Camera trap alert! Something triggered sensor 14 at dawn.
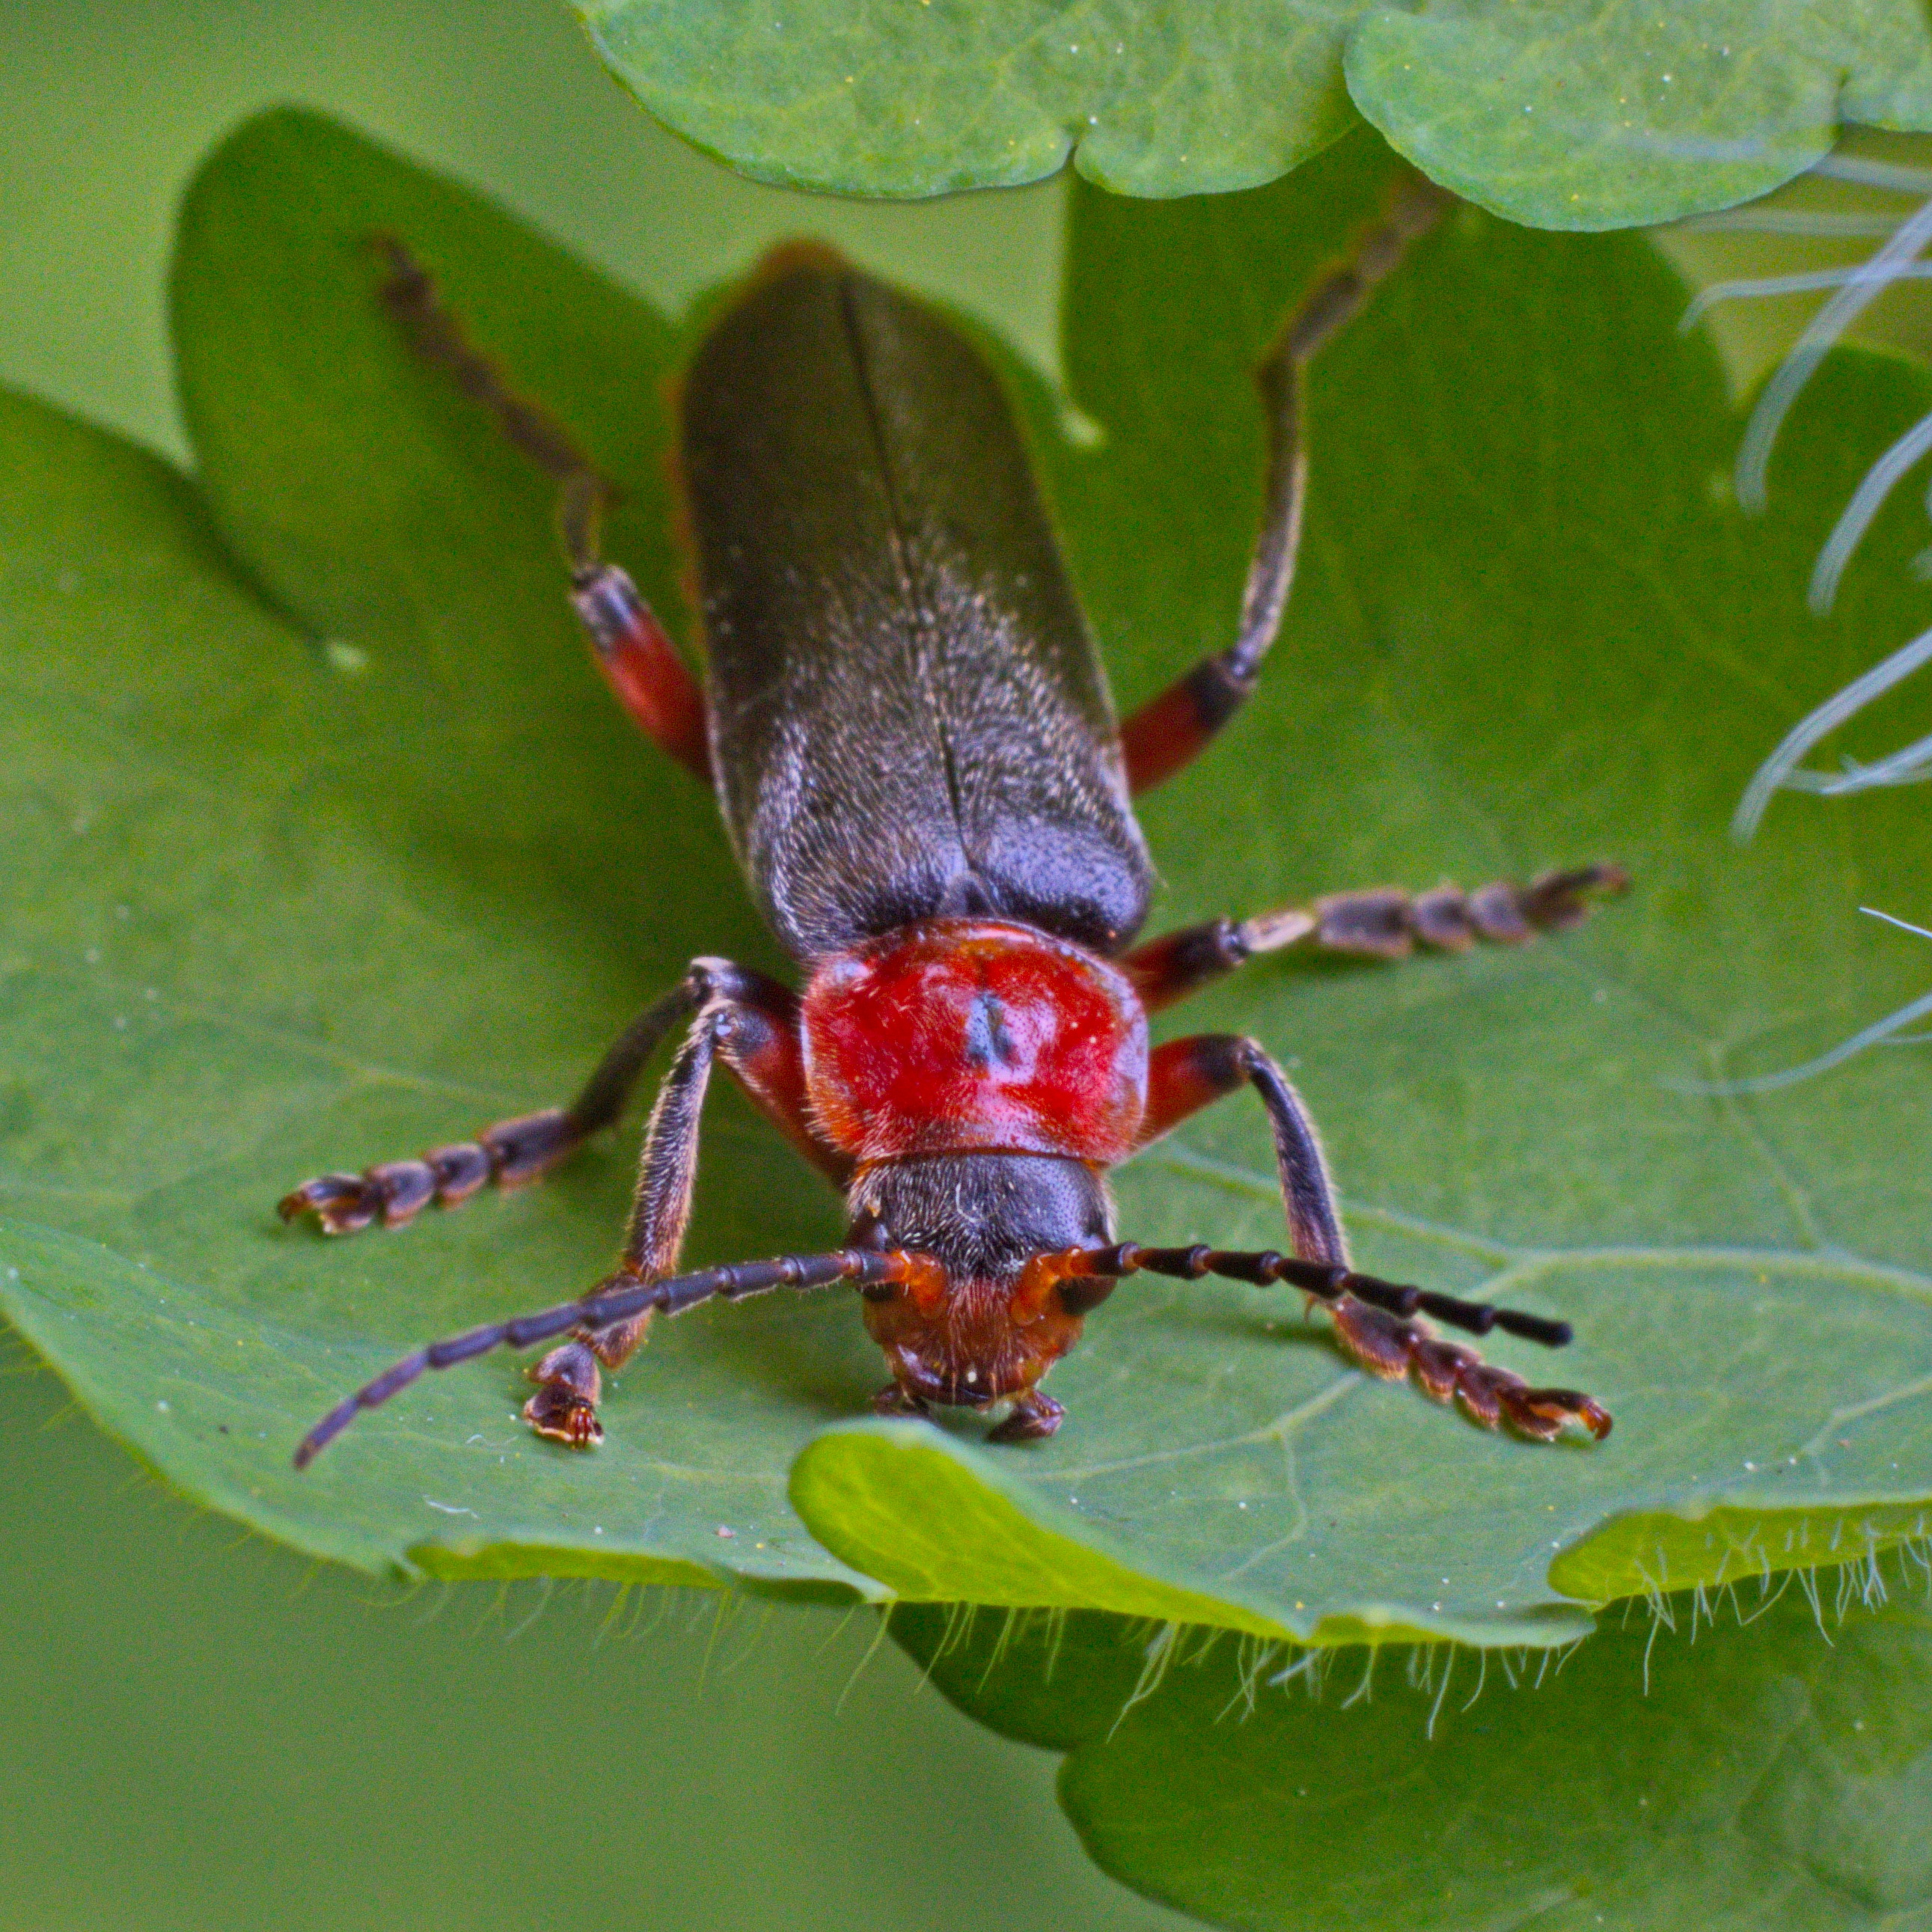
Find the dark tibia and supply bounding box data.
[1135,1034,1346,1265]
[372,233,710,780]
[293,1248,909,1468]
[1057,1244,1610,1443]
[278,973,710,1235]
[373,233,596,487]
[1119,173,1452,795]
[1125,865,1630,1011]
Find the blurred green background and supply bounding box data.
[0,3,1193,1927]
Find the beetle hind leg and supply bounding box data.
[370,233,710,782]
[1124,864,1630,1011]
[1119,172,1453,795]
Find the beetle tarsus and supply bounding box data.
[988,1390,1065,1443]
[1330,1294,1612,1441]
[522,1337,607,1448]
[1057,1241,1609,1443]
[522,1385,605,1449]
[278,1107,578,1235]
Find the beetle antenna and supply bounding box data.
[294,1247,909,1470]
[1057,1243,1611,1442]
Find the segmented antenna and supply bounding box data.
[1055,1241,1610,1441]
[294,1247,904,1469]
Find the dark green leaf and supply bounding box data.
[3,111,1931,1641]
[896,1585,1932,1930]
[575,0,1932,225]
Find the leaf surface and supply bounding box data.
[574,0,1932,224]
[895,1586,1932,1930]
[4,111,1932,1639]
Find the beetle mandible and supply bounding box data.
[290,177,1624,1468]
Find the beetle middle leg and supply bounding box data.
[1122,864,1630,1011]
[1119,173,1452,795]
[1128,1033,1610,1438]
[281,958,838,1230]
[370,235,711,781]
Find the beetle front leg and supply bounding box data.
[520,1000,727,1447]
[521,962,844,1448]
[1118,173,1452,795]
[1122,864,1630,1011]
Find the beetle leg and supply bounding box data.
[1119,174,1452,795]
[278,976,699,1235]
[987,1389,1066,1443]
[1122,1034,1609,1439]
[1044,1241,1609,1441]
[1122,863,1630,1012]
[370,233,710,782]
[1136,1035,1348,1260]
[520,962,849,1448]
[279,962,842,1235]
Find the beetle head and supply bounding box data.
[847,1152,1113,1409]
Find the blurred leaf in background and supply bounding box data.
[896,1583,1932,1930]
[0,1351,1191,1932]
[4,111,1932,1654]
[578,0,1932,225]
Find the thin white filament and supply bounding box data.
[1779,725,1932,794]
[1812,154,1932,195]
[1863,907,1932,943]
[1684,908,1932,1095]
[1734,194,1932,513]
[1678,210,1904,239]
[1679,264,1932,334]
[1733,623,1932,839]
[1693,989,1932,1095]
[1809,407,1932,613]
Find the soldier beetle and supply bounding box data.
[290,179,1621,1467]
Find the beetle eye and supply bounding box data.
[847,1206,893,1250]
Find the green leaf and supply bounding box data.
[4,111,1932,1641]
[573,0,1932,225]
[893,1587,1932,1930]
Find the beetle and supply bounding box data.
[289,175,1624,1469]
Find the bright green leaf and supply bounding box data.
[4,111,1932,1642]
[573,0,1932,225]
[895,1587,1932,1930]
